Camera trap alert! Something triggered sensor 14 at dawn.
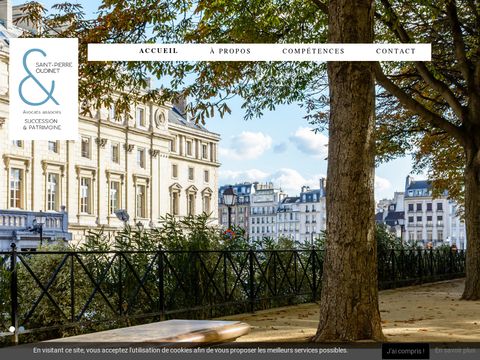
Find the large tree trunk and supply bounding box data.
[461,143,480,300]
[313,0,384,341]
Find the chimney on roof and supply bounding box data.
[319,177,326,194]
[405,175,412,191]
[0,0,12,29]
[173,93,187,118]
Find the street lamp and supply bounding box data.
[136,221,145,232]
[223,186,236,230]
[34,211,46,246]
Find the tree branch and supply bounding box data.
[445,0,474,91]
[374,63,466,147]
[310,0,328,14]
[378,0,467,121]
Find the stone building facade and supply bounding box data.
[403,176,466,249]
[0,11,220,245]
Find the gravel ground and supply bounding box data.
[218,279,480,342]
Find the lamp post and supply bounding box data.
[35,211,46,246]
[400,224,405,245]
[136,221,145,233]
[222,186,236,230]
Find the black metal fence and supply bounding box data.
[0,245,465,345]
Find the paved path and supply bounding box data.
[219,279,480,342]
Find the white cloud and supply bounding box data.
[220,169,393,199]
[219,131,272,160]
[289,127,328,158]
[268,168,325,195]
[219,169,269,183]
[219,167,326,196]
[375,176,392,193]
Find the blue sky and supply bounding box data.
[206,98,416,199]
[12,0,420,199]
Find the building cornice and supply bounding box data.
[168,123,221,141]
[169,154,220,168]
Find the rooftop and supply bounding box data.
[168,107,216,135]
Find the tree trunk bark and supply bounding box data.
[313,0,384,341]
[461,146,480,300]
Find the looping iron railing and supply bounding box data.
[0,246,465,345]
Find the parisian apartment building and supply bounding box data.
[220,176,466,249]
[0,7,220,246]
[218,179,328,243]
[376,176,467,249]
[218,183,254,236]
[250,182,287,241]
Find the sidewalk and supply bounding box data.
[219,279,480,342]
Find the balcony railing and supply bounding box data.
[0,209,71,250]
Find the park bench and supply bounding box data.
[43,320,250,344]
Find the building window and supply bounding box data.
[416,216,422,222]
[186,141,193,156]
[80,177,92,214]
[187,193,195,215]
[426,215,432,226]
[111,143,120,163]
[9,168,23,209]
[203,195,211,213]
[109,104,124,123]
[109,104,116,121]
[202,144,208,159]
[188,167,194,181]
[437,215,443,226]
[109,181,120,215]
[136,107,146,127]
[204,170,209,183]
[170,137,177,152]
[437,230,444,241]
[416,231,423,241]
[48,141,58,153]
[172,164,178,178]
[81,137,91,158]
[416,203,422,211]
[171,192,179,215]
[47,173,59,211]
[437,203,443,211]
[136,184,146,218]
[408,203,414,212]
[137,148,146,168]
[426,203,432,211]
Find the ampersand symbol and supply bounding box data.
[18,48,59,106]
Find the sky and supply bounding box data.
[206,99,416,200]
[12,0,422,200]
